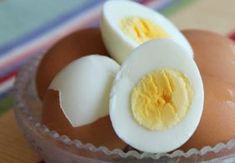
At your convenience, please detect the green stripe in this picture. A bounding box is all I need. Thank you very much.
[161,0,196,16]
[0,95,14,115]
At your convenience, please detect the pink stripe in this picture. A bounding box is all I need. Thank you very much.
[0,71,17,84]
[230,31,235,42]
[0,74,15,86]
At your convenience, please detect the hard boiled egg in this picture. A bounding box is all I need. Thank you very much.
[49,55,119,127]
[100,0,193,63]
[42,55,127,149]
[110,39,204,153]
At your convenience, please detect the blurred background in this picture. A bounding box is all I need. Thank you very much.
[0,0,235,162]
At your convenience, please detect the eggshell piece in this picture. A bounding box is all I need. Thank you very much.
[42,89,127,150]
[36,28,108,100]
[182,29,235,85]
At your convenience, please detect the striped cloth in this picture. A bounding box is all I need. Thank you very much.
[0,0,193,111]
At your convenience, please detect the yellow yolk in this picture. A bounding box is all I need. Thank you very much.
[120,17,169,44]
[131,69,193,130]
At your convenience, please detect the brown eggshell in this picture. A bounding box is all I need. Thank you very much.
[36,28,109,100]
[180,75,235,151]
[180,29,235,151]
[42,90,127,150]
[183,29,235,85]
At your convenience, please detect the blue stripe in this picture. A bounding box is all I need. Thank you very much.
[157,0,175,11]
[0,0,105,57]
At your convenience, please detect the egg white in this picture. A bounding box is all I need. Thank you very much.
[49,55,120,128]
[100,0,193,64]
[110,39,204,153]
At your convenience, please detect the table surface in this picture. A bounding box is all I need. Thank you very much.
[1,0,235,162]
[0,110,39,163]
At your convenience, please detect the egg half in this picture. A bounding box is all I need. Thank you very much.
[110,39,204,153]
[100,0,193,63]
[49,55,119,127]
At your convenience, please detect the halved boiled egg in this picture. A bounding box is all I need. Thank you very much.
[49,55,119,127]
[110,39,204,153]
[100,0,193,63]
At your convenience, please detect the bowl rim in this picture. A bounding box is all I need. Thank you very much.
[14,54,235,160]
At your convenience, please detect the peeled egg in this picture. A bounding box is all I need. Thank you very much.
[36,28,108,99]
[42,55,127,149]
[49,55,119,127]
[100,0,193,63]
[110,39,204,153]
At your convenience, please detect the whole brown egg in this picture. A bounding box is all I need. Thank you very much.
[180,30,235,151]
[39,28,127,150]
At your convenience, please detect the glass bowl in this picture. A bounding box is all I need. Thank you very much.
[14,54,235,163]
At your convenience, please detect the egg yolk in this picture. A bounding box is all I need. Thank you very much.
[120,17,169,44]
[131,69,193,130]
